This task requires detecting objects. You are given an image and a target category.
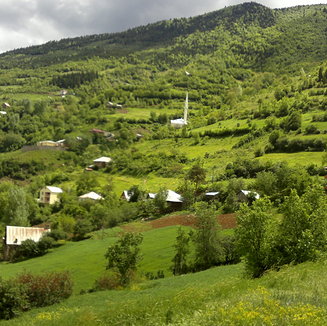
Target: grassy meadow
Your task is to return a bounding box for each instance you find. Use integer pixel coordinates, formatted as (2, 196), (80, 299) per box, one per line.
(0, 225), (190, 294)
(1, 255), (327, 325)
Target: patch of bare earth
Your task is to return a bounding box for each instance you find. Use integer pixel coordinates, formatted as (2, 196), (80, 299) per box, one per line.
(121, 213), (236, 232)
(148, 213), (236, 230)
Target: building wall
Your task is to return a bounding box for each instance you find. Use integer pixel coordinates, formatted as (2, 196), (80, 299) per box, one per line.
(39, 188), (60, 205)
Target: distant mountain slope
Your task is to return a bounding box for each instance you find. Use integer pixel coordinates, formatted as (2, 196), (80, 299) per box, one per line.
(0, 2), (326, 71)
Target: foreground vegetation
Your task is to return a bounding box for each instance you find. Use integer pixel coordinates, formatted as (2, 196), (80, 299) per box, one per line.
(1, 258), (327, 325)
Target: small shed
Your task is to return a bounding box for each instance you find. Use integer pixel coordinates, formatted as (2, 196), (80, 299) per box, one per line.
(39, 186), (63, 205)
(79, 192), (103, 201)
(93, 156), (112, 168)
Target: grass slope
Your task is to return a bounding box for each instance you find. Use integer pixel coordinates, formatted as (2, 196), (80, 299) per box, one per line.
(0, 226), (187, 294)
(2, 259), (327, 325)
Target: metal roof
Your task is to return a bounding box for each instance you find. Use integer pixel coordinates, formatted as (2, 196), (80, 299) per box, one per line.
(240, 190), (260, 199)
(93, 156), (112, 163)
(45, 186), (63, 193)
(206, 192), (220, 196)
(79, 191), (103, 200)
(148, 190), (183, 203)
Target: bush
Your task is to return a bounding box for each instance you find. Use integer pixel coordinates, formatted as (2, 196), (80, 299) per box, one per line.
(91, 272), (121, 292)
(0, 278), (29, 320)
(18, 239), (41, 259)
(47, 229), (68, 241)
(37, 236), (55, 253)
(16, 271), (73, 308)
(304, 124), (320, 135)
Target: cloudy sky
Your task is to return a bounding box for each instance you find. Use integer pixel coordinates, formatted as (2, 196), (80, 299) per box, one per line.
(0, 0), (325, 53)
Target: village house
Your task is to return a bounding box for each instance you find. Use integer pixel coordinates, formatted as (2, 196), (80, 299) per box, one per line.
(107, 101), (123, 109)
(60, 89), (68, 97)
(93, 156), (112, 168)
(121, 190), (132, 201)
(171, 92), (188, 129)
(237, 190), (260, 203)
(36, 140), (65, 148)
(3, 225), (50, 260)
(205, 191), (220, 200)
(79, 191), (103, 201)
(2, 102), (10, 109)
(148, 189), (183, 210)
(39, 186), (63, 205)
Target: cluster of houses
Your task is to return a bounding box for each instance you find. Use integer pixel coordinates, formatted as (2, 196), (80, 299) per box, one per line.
(2, 185), (259, 260)
(3, 146), (261, 259)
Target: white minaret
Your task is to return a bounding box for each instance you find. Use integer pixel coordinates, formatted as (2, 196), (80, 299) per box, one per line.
(183, 92), (188, 124)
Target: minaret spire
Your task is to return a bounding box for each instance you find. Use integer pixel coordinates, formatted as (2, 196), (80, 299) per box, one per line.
(184, 92), (188, 124)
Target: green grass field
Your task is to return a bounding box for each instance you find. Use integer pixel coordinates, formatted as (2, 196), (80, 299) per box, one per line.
(106, 107), (180, 120)
(0, 225), (187, 294)
(2, 256), (327, 325)
(258, 151), (325, 166)
(2, 217), (326, 325)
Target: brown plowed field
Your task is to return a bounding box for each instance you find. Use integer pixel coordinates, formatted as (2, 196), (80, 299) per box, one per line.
(123, 213), (237, 232)
(149, 213), (236, 229)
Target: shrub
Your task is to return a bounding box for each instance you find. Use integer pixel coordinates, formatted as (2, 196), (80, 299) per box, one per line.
(0, 278), (29, 320)
(16, 271), (73, 307)
(37, 236), (55, 253)
(91, 272), (121, 292)
(304, 124), (320, 135)
(47, 229), (68, 241)
(18, 239), (41, 259)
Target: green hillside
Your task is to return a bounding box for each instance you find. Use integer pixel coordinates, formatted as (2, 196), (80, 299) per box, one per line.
(0, 2), (327, 323)
(1, 256), (327, 325)
(0, 225), (191, 293)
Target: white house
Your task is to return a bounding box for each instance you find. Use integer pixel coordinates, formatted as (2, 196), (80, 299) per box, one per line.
(2, 102), (10, 109)
(121, 190), (132, 201)
(3, 225), (50, 260)
(5, 226), (50, 246)
(39, 186), (63, 205)
(36, 140), (65, 147)
(93, 156), (112, 168)
(79, 192), (103, 201)
(148, 190), (183, 203)
(238, 190), (260, 202)
(205, 191), (220, 200)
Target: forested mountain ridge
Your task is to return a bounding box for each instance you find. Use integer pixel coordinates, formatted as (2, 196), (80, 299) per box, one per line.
(0, 2), (275, 62)
(0, 2), (326, 70)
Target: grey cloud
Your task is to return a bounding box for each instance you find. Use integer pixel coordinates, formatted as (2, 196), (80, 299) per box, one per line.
(0, 0), (323, 53)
